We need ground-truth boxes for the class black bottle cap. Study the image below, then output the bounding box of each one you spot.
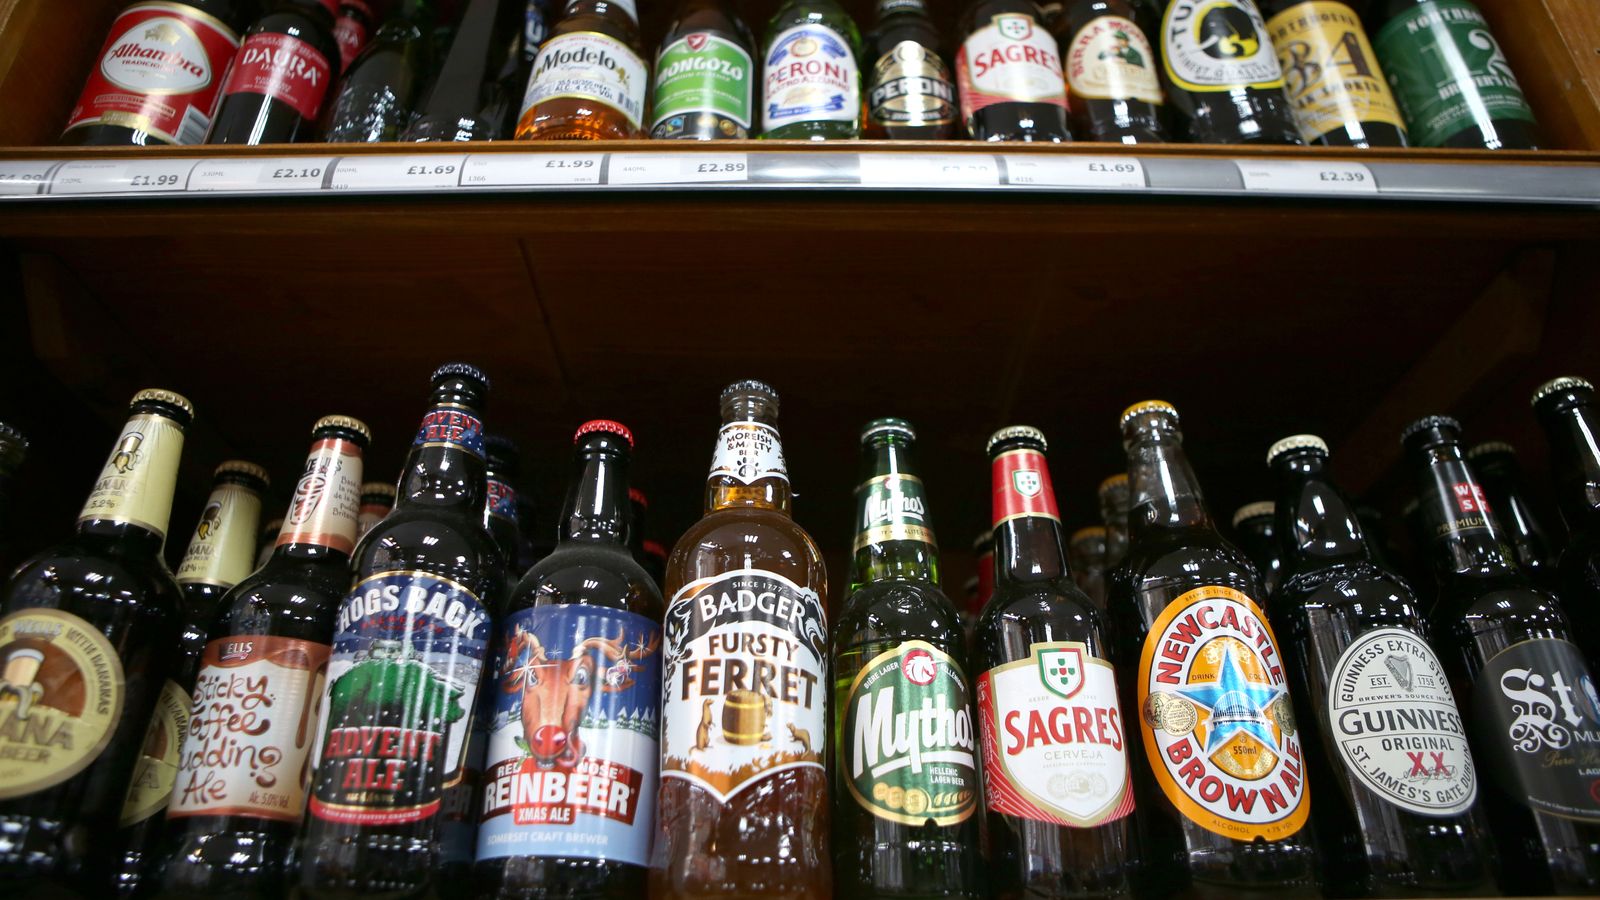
[1401,415,1462,450]
[432,362,491,393]
[1465,441,1516,461]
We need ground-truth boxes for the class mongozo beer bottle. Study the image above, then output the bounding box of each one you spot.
[1058,0,1168,142]
[1157,0,1302,143]
[1533,377,1600,667]
[296,365,505,898]
[1069,525,1108,608]
[1370,0,1540,149]
[1111,401,1318,895]
[1231,501,1280,597]
[650,381,830,900]
[473,420,664,897]
[156,416,369,897]
[209,0,343,143]
[1465,440,1560,587]
[0,390,193,893]
[833,420,979,897]
[484,434,525,586]
[1266,434,1495,896]
[516,0,648,139]
[864,0,958,139]
[358,480,396,537]
[974,427,1137,899]
[1261,0,1407,146]
[956,0,1072,141]
[761,0,863,139]
[1404,415,1600,893]
[651,0,759,140]
[1099,472,1130,573]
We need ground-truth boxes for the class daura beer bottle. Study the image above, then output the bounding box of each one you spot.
[208,0,343,143]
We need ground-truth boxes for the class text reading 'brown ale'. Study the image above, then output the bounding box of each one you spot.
[1109,401,1318,896]
[1533,377,1600,669]
[976,427,1136,899]
[650,381,831,900]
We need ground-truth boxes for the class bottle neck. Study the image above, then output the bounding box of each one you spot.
[704,417,792,515]
[177,478,265,589]
[1540,400,1600,533]
[1127,430,1213,541]
[1413,443,1521,580]
[876,0,928,21]
[1271,453,1371,577]
[277,433,365,560]
[560,444,631,546]
[76,409,186,548]
[399,402,488,515]
[851,440,939,588]
[1100,488,1129,565]
[991,446,1069,585]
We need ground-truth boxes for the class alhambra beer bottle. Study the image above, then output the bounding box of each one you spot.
[1404,415,1600,893]
[1465,441,1559,587]
[209,0,343,143]
[976,426,1137,899]
[1157,0,1302,144]
[651,381,830,900]
[956,0,1072,141]
[833,420,979,897]
[0,390,193,893]
[1261,0,1407,146]
[1110,401,1318,895]
[1267,434,1495,896]
[1533,377,1600,667]
[1058,0,1168,142]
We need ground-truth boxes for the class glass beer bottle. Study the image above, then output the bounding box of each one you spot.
[516,0,648,139]
[1532,377,1600,668]
[761,0,865,139]
[1058,0,1167,142]
[864,0,958,139]
[956,0,1072,141]
[1156,0,1302,143]
[1465,441,1560,587]
[652,0,759,139]
[1261,0,1407,146]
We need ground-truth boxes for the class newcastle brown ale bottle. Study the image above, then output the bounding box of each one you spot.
[1058,0,1168,142]
[975,427,1136,899]
[209,0,343,143]
[1533,377,1600,668]
[1157,0,1302,143]
[0,390,193,894]
[1465,441,1559,588]
[1262,0,1407,146]
[957,0,1072,140]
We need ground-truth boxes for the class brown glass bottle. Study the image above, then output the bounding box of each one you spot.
[358,481,396,538]
[1533,377,1600,669]
[650,381,830,900]
[865,0,958,139]
[956,0,1072,141]
[1465,441,1560,588]
[1057,0,1168,142]
[1069,525,1109,609]
[1231,501,1280,597]
[1098,473,1130,574]
[516,0,648,139]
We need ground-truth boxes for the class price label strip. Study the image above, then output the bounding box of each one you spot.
[0,162,55,197]
[49,159,198,196]
[329,154,468,192]
[460,153,603,187]
[857,153,1001,188]
[1003,155,1147,189]
[1236,160,1378,195]
[607,153,749,185]
[188,157,335,192]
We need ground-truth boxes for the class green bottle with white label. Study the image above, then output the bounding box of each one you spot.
[761,0,864,139]
[653,0,758,139]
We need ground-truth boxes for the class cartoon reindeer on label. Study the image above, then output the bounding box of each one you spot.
[501,623,660,770]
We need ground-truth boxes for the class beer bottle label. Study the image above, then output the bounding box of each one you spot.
[78,412,184,539]
[477,605,662,865]
[1267,2,1405,142]
[991,447,1061,525]
[333,0,376,71]
[1374,0,1535,147]
[1161,0,1285,92]
[62,2,242,145]
[1324,628,1477,816]
[0,609,126,800]
[278,435,364,554]
[652,32,755,134]
[219,31,335,121]
[119,679,191,826]
[177,481,263,588]
[839,641,978,826]
[853,472,936,553]
[762,24,861,131]
[487,477,518,523]
[308,571,491,825]
[1066,15,1163,103]
[869,40,957,127]
[169,636,331,822]
[414,403,487,459]
[977,642,1134,826]
[710,422,789,484]
[358,501,390,537]
[441,716,487,867]
[1470,636,1600,823]
[661,568,827,802]
[1136,585,1311,841]
[521,31,649,131]
[956,14,1067,119]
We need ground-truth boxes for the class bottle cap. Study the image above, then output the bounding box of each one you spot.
[1120,400,1178,428]
[575,419,634,447]
[1531,376,1593,406]
[972,532,993,553]
[1266,434,1328,466]
[1401,415,1461,447]
[629,487,648,508]
[1232,501,1275,529]
[132,388,194,419]
[432,362,490,392]
[361,482,396,499]
[987,425,1046,455]
[215,460,270,485]
[313,414,372,442]
[1070,525,1107,546]
[721,380,778,403]
[861,418,915,443]
[0,421,28,452]
[1097,473,1128,498]
[1465,441,1516,460]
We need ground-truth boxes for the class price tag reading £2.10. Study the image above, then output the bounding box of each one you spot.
[1236,160,1378,195]
[188,158,333,192]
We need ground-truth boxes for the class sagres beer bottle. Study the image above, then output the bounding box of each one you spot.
[0,390,193,893]
[956,0,1072,141]
[1403,415,1600,894]
[1157,0,1302,144]
[1266,435,1494,896]
[474,421,664,898]
[1111,401,1317,895]
[1465,441,1560,588]
[1058,0,1168,142]
[1533,377,1600,668]
[297,365,505,898]
[158,416,369,897]
[975,427,1137,899]
[1262,0,1407,146]
[651,381,831,900]
[833,420,979,898]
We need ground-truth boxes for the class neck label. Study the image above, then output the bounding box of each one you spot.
[178,482,262,587]
[415,403,486,458]
[991,448,1060,526]
[853,472,936,553]
[486,477,518,522]
[78,412,184,538]
[710,422,788,484]
[279,436,364,554]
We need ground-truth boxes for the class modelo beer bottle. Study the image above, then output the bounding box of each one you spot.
[761,0,864,139]
[652,0,759,139]
[956,0,1072,141]
[1157,0,1302,143]
[975,427,1137,899]
[1261,0,1407,146]
[209,0,343,143]
[650,381,831,900]
[1465,440,1560,587]
[516,0,648,139]
[1533,377,1600,668]
[1266,434,1495,896]
[1058,0,1168,142]
[864,0,958,139]
[1109,401,1318,896]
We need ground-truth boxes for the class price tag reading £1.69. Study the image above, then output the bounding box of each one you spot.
[1236,160,1378,195]
[1003,155,1146,189]
[329,154,468,192]
[607,154,749,185]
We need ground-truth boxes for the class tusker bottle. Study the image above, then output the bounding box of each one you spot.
[1156,0,1302,144]
[1533,377,1600,667]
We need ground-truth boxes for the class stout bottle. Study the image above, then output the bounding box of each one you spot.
[1267,434,1495,897]
[1262,0,1407,146]
[1098,473,1130,573]
[761,0,864,139]
[1157,0,1301,143]
[473,420,664,898]
[1068,525,1108,609]
[650,381,831,900]
[1403,415,1600,894]
[209,0,343,143]
[517,0,648,139]
[0,390,192,894]
[833,420,979,898]
[956,0,1071,141]
[157,416,370,897]
[865,0,958,139]
[1058,0,1167,142]
[976,427,1137,898]
[1465,441,1559,587]
[297,364,505,899]
[1109,401,1318,896]
[323,0,435,142]
[1231,501,1280,597]
[652,0,759,139]
[1533,377,1600,668]
[358,481,396,537]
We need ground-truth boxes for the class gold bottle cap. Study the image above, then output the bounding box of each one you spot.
[1097,473,1128,497]
[215,460,270,486]
[1266,434,1328,466]
[362,482,396,498]
[1531,376,1593,406]
[987,426,1046,455]
[1232,502,1275,529]
[1465,441,1516,460]
[1070,525,1107,546]
[314,415,372,441]
[132,388,194,418]
[1120,400,1178,428]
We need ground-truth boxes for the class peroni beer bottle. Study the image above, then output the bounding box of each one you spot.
[864,0,958,139]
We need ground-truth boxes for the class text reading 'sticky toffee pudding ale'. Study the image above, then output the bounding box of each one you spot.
[517,0,648,139]
[976,427,1137,899]
[1110,401,1318,897]
[651,381,831,900]
[208,0,342,144]
[833,420,979,898]
[0,390,193,894]
[652,0,758,139]
[1158,0,1302,144]
[1533,377,1600,669]
[956,0,1071,141]
[1261,0,1407,146]
[1058,0,1167,142]
[155,415,368,898]
[297,365,506,899]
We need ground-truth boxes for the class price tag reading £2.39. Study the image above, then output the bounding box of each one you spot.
[1236,160,1378,195]
[607,154,749,185]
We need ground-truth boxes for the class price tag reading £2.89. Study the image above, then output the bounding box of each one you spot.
[1236,160,1378,195]
[607,154,749,185]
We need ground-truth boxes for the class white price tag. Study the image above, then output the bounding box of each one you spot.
[188,158,333,192]
[460,154,603,187]
[858,153,1001,187]
[329,154,468,191]
[0,163,54,196]
[50,159,196,195]
[1003,155,1146,189]
[607,153,749,185]
[1236,160,1377,194]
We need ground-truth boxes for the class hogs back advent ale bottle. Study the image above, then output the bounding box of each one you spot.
[1058,0,1167,142]
[1158,0,1301,143]
[1403,415,1600,893]
[474,421,664,898]
[956,0,1071,141]
[1261,0,1407,146]
[975,427,1137,899]
[1534,377,1600,668]
[761,0,863,139]
[1110,401,1317,895]
[833,420,979,898]
[652,0,758,139]
[0,390,192,893]
[1465,441,1559,587]
[209,0,342,143]
[297,365,505,899]
[1266,435,1495,896]
[864,0,958,139]
[516,0,648,139]
[650,381,831,900]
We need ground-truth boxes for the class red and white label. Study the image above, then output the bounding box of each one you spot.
[221,31,334,121]
[991,447,1060,525]
[1451,483,1491,515]
[64,3,242,145]
[957,13,1067,121]
[277,436,363,555]
[333,2,374,71]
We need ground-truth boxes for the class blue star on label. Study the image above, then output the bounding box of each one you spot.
[1178,642,1283,754]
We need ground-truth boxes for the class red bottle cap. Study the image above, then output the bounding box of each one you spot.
[575,420,634,447]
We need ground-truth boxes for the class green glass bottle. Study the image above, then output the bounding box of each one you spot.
[831,419,980,898]
[761,0,864,139]
[323,0,436,142]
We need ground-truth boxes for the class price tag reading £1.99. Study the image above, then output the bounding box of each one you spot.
[607,154,749,185]
[1236,160,1378,195]
[329,154,468,191]
[460,154,603,187]
[50,159,197,196]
